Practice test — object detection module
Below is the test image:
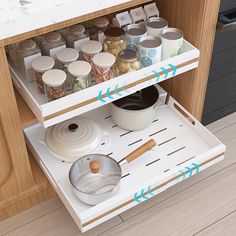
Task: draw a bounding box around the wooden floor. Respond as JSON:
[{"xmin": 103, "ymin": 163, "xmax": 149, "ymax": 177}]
[{"xmin": 1, "ymin": 113, "xmax": 236, "ymax": 236}]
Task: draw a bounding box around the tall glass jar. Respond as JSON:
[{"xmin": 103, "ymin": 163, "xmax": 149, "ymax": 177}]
[
  {"xmin": 103, "ymin": 27, "xmax": 127, "ymax": 57},
  {"xmin": 7, "ymin": 42, "xmax": 20, "ymax": 67},
  {"xmin": 32, "ymin": 56, "xmax": 55, "ymax": 93},
  {"xmin": 41, "ymin": 32, "xmax": 66, "ymax": 59},
  {"xmin": 55, "ymin": 48, "xmax": 79, "ymax": 92},
  {"xmin": 17, "ymin": 39, "xmax": 41, "ymax": 82},
  {"xmin": 92, "ymin": 52, "xmax": 116, "ymax": 84},
  {"xmin": 42, "ymin": 69, "xmax": 67, "ymax": 102},
  {"xmin": 68, "ymin": 61, "xmax": 92, "ymax": 93},
  {"xmin": 64, "ymin": 24, "xmax": 88, "ymax": 50},
  {"xmin": 90, "ymin": 17, "xmax": 110, "ymax": 43},
  {"xmin": 116, "ymin": 49, "xmax": 140, "ymax": 75}
]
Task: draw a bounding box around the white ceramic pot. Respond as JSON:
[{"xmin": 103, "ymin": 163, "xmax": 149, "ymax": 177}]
[{"xmin": 111, "ymin": 86, "xmax": 159, "ymax": 131}]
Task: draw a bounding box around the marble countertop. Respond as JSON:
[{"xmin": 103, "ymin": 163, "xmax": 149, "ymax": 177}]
[{"xmin": 0, "ymin": 0, "xmax": 130, "ymax": 41}]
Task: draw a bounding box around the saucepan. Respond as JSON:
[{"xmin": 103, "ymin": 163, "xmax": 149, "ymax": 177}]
[
  {"xmin": 111, "ymin": 85, "xmax": 159, "ymax": 130},
  {"xmin": 69, "ymin": 139, "xmax": 156, "ymax": 205}
]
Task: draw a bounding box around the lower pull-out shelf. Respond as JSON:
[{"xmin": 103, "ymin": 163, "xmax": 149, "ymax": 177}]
[{"xmin": 24, "ymin": 86, "xmax": 225, "ymax": 232}]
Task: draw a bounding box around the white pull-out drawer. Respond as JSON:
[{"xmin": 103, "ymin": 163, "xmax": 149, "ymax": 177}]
[
  {"xmin": 24, "ymin": 85, "xmax": 225, "ymax": 233},
  {"xmin": 10, "ymin": 39, "xmax": 199, "ymax": 128}
]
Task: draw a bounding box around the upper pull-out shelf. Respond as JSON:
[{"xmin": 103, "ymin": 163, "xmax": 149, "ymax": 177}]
[
  {"xmin": 10, "ymin": 40, "xmax": 199, "ymax": 127},
  {"xmin": 1, "ymin": 0, "xmax": 150, "ymax": 42}
]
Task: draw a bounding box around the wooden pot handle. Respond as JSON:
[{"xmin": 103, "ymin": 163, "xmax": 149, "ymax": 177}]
[
  {"xmin": 89, "ymin": 160, "xmax": 100, "ymax": 174},
  {"xmin": 124, "ymin": 139, "xmax": 156, "ymax": 163}
]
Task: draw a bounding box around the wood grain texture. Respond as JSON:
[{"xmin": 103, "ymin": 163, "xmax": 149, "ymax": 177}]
[
  {"xmin": 0, "ymin": 0, "xmax": 151, "ymax": 46},
  {"xmin": 15, "ymin": 90, "xmax": 38, "ymax": 128},
  {"xmin": 0, "ymin": 47, "xmax": 34, "ymax": 193},
  {"xmin": 158, "ymin": 0, "xmax": 220, "ymax": 120}
]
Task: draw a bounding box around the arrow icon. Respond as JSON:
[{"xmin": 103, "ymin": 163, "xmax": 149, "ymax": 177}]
[
  {"xmin": 185, "ymin": 166, "xmax": 193, "ymax": 177},
  {"xmin": 114, "ymin": 84, "xmax": 122, "ymax": 96},
  {"xmin": 97, "ymin": 90, "xmax": 106, "ymax": 103},
  {"xmin": 147, "ymin": 185, "xmax": 155, "ymax": 196},
  {"xmin": 160, "ymin": 67, "xmax": 169, "ymax": 79},
  {"xmin": 133, "ymin": 192, "xmax": 142, "ymax": 203},
  {"xmin": 168, "ymin": 64, "xmax": 177, "ymax": 76},
  {"xmin": 179, "ymin": 170, "xmax": 187, "ymax": 180},
  {"xmin": 106, "ymin": 87, "xmax": 113, "ymax": 100},
  {"xmin": 152, "ymin": 70, "xmax": 161, "ymax": 82},
  {"xmin": 140, "ymin": 189, "xmax": 148, "ymax": 200},
  {"xmin": 192, "ymin": 163, "xmax": 200, "ymax": 173}
]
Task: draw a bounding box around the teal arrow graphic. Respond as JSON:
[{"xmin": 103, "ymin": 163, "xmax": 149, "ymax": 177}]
[
  {"xmin": 140, "ymin": 189, "xmax": 148, "ymax": 200},
  {"xmin": 106, "ymin": 87, "xmax": 113, "ymax": 99},
  {"xmin": 114, "ymin": 84, "xmax": 122, "ymax": 96},
  {"xmin": 147, "ymin": 185, "xmax": 155, "ymax": 196},
  {"xmin": 192, "ymin": 163, "xmax": 200, "ymax": 173},
  {"xmin": 161, "ymin": 67, "xmax": 169, "ymax": 79},
  {"xmin": 97, "ymin": 90, "xmax": 106, "ymax": 103},
  {"xmin": 179, "ymin": 170, "xmax": 186, "ymax": 179},
  {"xmin": 152, "ymin": 70, "xmax": 161, "ymax": 82},
  {"xmin": 185, "ymin": 166, "xmax": 193, "ymax": 177},
  {"xmin": 134, "ymin": 192, "xmax": 142, "ymax": 203},
  {"xmin": 168, "ymin": 64, "xmax": 177, "ymax": 76}
]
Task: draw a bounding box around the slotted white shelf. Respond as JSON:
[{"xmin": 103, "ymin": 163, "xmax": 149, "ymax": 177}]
[
  {"xmin": 10, "ymin": 39, "xmax": 199, "ymax": 128},
  {"xmin": 24, "ymin": 85, "xmax": 225, "ymax": 232}
]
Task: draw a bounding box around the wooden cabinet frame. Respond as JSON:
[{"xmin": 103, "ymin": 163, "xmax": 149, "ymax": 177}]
[{"xmin": 0, "ymin": 0, "xmax": 220, "ymax": 220}]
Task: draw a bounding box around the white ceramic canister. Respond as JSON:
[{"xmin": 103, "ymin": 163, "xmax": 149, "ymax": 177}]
[
  {"xmin": 139, "ymin": 35, "xmax": 162, "ymax": 67},
  {"xmin": 161, "ymin": 28, "xmax": 184, "ymax": 60},
  {"xmin": 146, "ymin": 17, "xmax": 168, "ymax": 37},
  {"xmin": 92, "ymin": 52, "xmax": 116, "ymax": 84},
  {"xmin": 125, "ymin": 24, "xmax": 147, "ymax": 52}
]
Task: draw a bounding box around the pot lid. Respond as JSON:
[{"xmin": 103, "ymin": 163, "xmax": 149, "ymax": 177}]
[
  {"xmin": 92, "ymin": 52, "xmax": 116, "ymax": 68},
  {"xmin": 56, "ymin": 48, "xmax": 79, "ymax": 64},
  {"xmin": 45, "ymin": 117, "xmax": 104, "ymax": 161},
  {"xmin": 80, "ymin": 40, "xmax": 102, "ymax": 54},
  {"xmin": 32, "ymin": 56, "xmax": 55, "ymax": 73},
  {"xmin": 42, "ymin": 69, "xmax": 66, "ymax": 87},
  {"xmin": 68, "ymin": 61, "xmax": 91, "ymax": 77}
]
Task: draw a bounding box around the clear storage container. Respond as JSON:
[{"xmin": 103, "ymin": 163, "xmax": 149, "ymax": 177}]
[
  {"xmin": 41, "ymin": 32, "xmax": 66, "ymax": 59},
  {"xmin": 7, "ymin": 42, "xmax": 20, "ymax": 67},
  {"xmin": 64, "ymin": 24, "xmax": 88, "ymax": 50},
  {"xmin": 68, "ymin": 61, "xmax": 92, "ymax": 93},
  {"xmin": 32, "ymin": 56, "xmax": 55, "ymax": 93},
  {"xmin": 42, "ymin": 69, "xmax": 67, "ymax": 101},
  {"xmin": 103, "ymin": 27, "xmax": 126, "ymax": 57},
  {"xmin": 92, "ymin": 52, "xmax": 116, "ymax": 84},
  {"xmin": 90, "ymin": 17, "xmax": 110, "ymax": 43},
  {"xmin": 116, "ymin": 49, "xmax": 140, "ymax": 75},
  {"xmin": 17, "ymin": 39, "xmax": 41, "ymax": 82}
]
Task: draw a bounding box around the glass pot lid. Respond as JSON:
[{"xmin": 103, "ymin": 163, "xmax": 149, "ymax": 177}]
[{"xmin": 45, "ymin": 117, "xmax": 104, "ymax": 161}]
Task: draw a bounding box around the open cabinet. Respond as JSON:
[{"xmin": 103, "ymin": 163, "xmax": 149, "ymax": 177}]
[{"xmin": 0, "ymin": 0, "xmax": 223, "ymax": 231}]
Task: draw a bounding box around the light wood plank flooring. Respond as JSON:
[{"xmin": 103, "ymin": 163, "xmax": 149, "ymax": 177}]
[{"xmin": 1, "ymin": 113, "xmax": 236, "ymax": 236}]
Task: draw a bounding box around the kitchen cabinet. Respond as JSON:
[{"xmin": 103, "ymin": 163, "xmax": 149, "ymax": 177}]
[{"xmin": 0, "ymin": 0, "xmax": 221, "ymax": 227}]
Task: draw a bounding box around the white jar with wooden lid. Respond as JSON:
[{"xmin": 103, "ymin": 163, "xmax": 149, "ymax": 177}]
[
  {"xmin": 17, "ymin": 39, "xmax": 41, "ymax": 82},
  {"xmin": 42, "ymin": 69, "xmax": 67, "ymax": 102},
  {"xmin": 41, "ymin": 32, "xmax": 66, "ymax": 59},
  {"xmin": 68, "ymin": 61, "xmax": 92, "ymax": 93},
  {"xmin": 32, "ymin": 56, "xmax": 55, "ymax": 93}
]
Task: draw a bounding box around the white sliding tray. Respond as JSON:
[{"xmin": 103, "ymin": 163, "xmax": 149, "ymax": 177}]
[
  {"xmin": 10, "ymin": 39, "xmax": 199, "ymax": 128},
  {"xmin": 24, "ymin": 85, "xmax": 225, "ymax": 232}
]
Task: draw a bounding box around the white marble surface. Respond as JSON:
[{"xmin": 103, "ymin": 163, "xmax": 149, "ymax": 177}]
[{"xmin": 0, "ymin": 0, "xmax": 131, "ymax": 40}]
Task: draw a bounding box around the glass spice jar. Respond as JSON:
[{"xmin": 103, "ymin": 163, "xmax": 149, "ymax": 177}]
[
  {"xmin": 68, "ymin": 61, "xmax": 92, "ymax": 93},
  {"xmin": 103, "ymin": 27, "xmax": 127, "ymax": 57},
  {"xmin": 41, "ymin": 32, "xmax": 66, "ymax": 59},
  {"xmin": 116, "ymin": 49, "xmax": 140, "ymax": 75},
  {"xmin": 32, "ymin": 56, "xmax": 55, "ymax": 93},
  {"xmin": 64, "ymin": 24, "xmax": 88, "ymax": 50},
  {"xmin": 92, "ymin": 52, "xmax": 116, "ymax": 84},
  {"xmin": 90, "ymin": 17, "xmax": 110, "ymax": 43},
  {"xmin": 55, "ymin": 48, "xmax": 79, "ymax": 92},
  {"xmin": 17, "ymin": 39, "xmax": 41, "ymax": 82},
  {"xmin": 7, "ymin": 42, "xmax": 20, "ymax": 67},
  {"xmin": 42, "ymin": 69, "xmax": 67, "ymax": 102}
]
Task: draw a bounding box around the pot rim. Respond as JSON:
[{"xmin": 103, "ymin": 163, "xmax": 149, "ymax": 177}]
[{"xmin": 69, "ymin": 154, "xmax": 122, "ymax": 195}]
